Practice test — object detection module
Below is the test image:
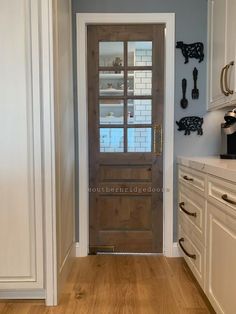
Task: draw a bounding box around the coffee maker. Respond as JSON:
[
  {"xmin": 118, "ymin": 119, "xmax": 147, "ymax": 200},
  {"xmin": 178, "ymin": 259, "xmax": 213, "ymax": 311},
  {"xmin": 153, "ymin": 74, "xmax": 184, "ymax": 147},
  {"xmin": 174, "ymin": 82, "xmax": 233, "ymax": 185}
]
[{"xmin": 221, "ymin": 108, "xmax": 236, "ymax": 159}]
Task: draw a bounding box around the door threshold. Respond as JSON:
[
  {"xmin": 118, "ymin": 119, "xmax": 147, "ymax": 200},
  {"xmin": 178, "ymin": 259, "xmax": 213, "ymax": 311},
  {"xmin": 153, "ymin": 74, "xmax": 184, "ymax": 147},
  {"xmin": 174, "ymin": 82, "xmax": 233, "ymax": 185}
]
[{"xmin": 97, "ymin": 252, "xmax": 163, "ymax": 256}]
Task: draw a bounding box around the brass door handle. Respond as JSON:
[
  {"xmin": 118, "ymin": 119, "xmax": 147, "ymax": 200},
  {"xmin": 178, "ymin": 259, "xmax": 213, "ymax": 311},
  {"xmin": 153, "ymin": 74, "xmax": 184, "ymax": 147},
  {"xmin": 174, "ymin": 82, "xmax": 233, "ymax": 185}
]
[
  {"xmin": 178, "ymin": 238, "xmax": 196, "ymax": 260},
  {"xmin": 179, "ymin": 202, "xmax": 197, "ymax": 217},
  {"xmin": 183, "ymin": 175, "xmax": 194, "ymax": 182},
  {"xmin": 153, "ymin": 124, "xmax": 163, "ymax": 156},
  {"xmin": 222, "ymin": 194, "xmax": 236, "ymax": 205},
  {"xmin": 220, "ymin": 65, "xmax": 229, "ymax": 96},
  {"xmin": 225, "ymin": 61, "xmax": 234, "ymax": 95}
]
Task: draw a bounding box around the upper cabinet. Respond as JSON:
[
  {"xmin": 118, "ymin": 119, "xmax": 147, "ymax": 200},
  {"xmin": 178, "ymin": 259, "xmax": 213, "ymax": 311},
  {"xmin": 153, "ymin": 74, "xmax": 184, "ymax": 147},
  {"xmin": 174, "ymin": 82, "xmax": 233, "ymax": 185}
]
[{"xmin": 208, "ymin": 0, "xmax": 236, "ymax": 110}]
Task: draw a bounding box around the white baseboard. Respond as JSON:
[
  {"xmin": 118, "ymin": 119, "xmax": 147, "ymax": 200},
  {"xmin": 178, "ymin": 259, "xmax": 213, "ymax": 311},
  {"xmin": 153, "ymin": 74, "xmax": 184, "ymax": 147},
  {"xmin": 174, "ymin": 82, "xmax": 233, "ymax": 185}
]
[
  {"xmin": 172, "ymin": 242, "xmax": 181, "ymax": 257},
  {"xmin": 0, "ymin": 289, "xmax": 46, "ymax": 300},
  {"xmin": 75, "ymin": 242, "xmax": 88, "ymax": 257}
]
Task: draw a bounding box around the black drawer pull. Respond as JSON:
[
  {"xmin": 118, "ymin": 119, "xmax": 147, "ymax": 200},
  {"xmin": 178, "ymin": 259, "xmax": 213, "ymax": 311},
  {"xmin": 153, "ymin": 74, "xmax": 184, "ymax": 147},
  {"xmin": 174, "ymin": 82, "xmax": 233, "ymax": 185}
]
[
  {"xmin": 183, "ymin": 175, "xmax": 194, "ymax": 182},
  {"xmin": 179, "ymin": 202, "xmax": 197, "ymax": 217},
  {"xmin": 222, "ymin": 194, "xmax": 236, "ymax": 205},
  {"xmin": 178, "ymin": 238, "xmax": 196, "ymax": 260}
]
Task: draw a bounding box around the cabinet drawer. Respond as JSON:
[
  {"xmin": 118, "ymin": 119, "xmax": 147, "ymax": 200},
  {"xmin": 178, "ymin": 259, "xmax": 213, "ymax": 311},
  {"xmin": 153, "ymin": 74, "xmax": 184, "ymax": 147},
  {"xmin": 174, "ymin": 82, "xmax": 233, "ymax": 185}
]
[
  {"xmin": 179, "ymin": 166, "xmax": 205, "ymax": 194},
  {"xmin": 178, "ymin": 224, "xmax": 205, "ymax": 290},
  {"xmin": 208, "ymin": 175, "xmax": 236, "ymax": 213},
  {"xmin": 179, "ymin": 184, "xmax": 206, "ymax": 244}
]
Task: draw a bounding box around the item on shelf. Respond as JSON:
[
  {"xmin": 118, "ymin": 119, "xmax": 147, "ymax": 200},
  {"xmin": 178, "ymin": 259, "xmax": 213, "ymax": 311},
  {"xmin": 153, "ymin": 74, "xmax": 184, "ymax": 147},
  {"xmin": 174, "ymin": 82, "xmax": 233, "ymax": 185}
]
[
  {"xmin": 117, "ymin": 82, "xmax": 124, "ymax": 89},
  {"xmin": 192, "ymin": 67, "xmax": 199, "ymax": 99},
  {"xmin": 180, "ymin": 78, "xmax": 188, "ymax": 109},
  {"xmin": 107, "ymin": 83, "xmax": 113, "ymax": 89},
  {"xmin": 107, "ymin": 112, "xmax": 114, "ymax": 117},
  {"xmin": 112, "ymin": 57, "xmax": 122, "ymax": 73},
  {"xmin": 176, "ymin": 41, "xmax": 204, "ymax": 64},
  {"xmin": 176, "ymin": 116, "xmax": 204, "ymax": 135}
]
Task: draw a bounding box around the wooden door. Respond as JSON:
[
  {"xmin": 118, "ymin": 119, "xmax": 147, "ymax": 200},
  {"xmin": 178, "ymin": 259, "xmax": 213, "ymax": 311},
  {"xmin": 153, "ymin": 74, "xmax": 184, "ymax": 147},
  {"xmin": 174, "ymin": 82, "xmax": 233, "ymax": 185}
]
[{"xmin": 88, "ymin": 25, "xmax": 164, "ymax": 253}]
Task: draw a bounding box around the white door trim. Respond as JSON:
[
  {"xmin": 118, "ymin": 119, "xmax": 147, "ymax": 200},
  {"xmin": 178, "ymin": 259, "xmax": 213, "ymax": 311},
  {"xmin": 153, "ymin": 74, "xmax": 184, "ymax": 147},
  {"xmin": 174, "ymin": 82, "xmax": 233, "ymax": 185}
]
[
  {"xmin": 41, "ymin": 0, "xmax": 57, "ymax": 306},
  {"xmin": 76, "ymin": 13, "xmax": 175, "ymax": 257}
]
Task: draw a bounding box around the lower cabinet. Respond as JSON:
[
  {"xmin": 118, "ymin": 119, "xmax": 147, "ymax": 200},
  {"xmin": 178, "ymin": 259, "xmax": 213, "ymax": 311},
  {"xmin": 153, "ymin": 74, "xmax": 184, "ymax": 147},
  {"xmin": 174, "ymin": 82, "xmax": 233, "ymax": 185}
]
[
  {"xmin": 178, "ymin": 164, "xmax": 236, "ymax": 314},
  {"xmin": 206, "ymin": 202, "xmax": 236, "ymax": 314}
]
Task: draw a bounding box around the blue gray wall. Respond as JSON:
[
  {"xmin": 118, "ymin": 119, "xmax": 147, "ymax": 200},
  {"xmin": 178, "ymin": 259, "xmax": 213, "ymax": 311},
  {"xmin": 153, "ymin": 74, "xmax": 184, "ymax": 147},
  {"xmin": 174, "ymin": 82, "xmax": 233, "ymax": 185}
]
[{"xmin": 72, "ymin": 0, "xmax": 224, "ymax": 241}]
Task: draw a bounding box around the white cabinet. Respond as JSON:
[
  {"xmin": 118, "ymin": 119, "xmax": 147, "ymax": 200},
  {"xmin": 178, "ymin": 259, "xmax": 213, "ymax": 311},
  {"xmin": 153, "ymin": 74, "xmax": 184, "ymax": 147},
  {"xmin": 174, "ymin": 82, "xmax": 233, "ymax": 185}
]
[
  {"xmin": 0, "ymin": 0, "xmax": 44, "ymax": 292},
  {"xmin": 208, "ymin": 0, "xmax": 236, "ymax": 110},
  {"xmin": 206, "ymin": 202, "xmax": 236, "ymax": 314},
  {"xmin": 178, "ymin": 166, "xmax": 207, "ymax": 290},
  {"xmin": 178, "ymin": 160, "xmax": 236, "ymax": 313}
]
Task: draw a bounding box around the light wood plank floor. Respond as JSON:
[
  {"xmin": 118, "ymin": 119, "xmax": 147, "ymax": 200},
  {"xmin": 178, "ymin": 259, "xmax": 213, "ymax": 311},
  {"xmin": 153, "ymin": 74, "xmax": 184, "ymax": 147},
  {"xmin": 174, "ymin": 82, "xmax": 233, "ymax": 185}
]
[{"xmin": 0, "ymin": 256, "xmax": 215, "ymax": 314}]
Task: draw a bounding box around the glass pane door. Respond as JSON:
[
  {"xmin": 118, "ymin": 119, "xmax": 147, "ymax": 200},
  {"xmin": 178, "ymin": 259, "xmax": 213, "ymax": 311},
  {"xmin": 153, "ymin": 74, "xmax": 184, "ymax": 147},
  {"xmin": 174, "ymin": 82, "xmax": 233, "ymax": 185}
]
[{"xmin": 98, "ymin": 41, "xmax": 153, "ymax": 153}]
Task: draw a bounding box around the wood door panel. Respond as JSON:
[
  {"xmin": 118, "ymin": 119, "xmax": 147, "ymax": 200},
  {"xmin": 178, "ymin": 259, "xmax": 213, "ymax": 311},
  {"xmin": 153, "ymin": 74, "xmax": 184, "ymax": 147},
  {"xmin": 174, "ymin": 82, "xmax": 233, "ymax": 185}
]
[
  {"xmin": 100, "ymin": 165, "xmax": 152, "ymax": 181},
  {"xmin": 98, "ymin": 196, "xmax": 152, "ymax": 230},
  {"xmin": 99, "ymin": 231, "xmax": 154, "ymax": 253},
  {"xmin": 88, "ymin": 24, "xmax": 164, "ymax": 253},
  {"xmin": 98, "ymin": 182, "xmax": 152, "ymax": 195}
]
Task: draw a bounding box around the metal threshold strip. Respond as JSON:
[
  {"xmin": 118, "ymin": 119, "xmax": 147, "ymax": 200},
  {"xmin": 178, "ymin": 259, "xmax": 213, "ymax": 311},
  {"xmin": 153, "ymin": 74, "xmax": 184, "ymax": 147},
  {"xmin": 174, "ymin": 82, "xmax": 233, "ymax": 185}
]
[
  {"xmin": 89, "ymin": 246, "xmax": 163, "ymax": 256},
  {"xmin": 97, "ymin": 252, "xmax": 163, "ymax": 256}
]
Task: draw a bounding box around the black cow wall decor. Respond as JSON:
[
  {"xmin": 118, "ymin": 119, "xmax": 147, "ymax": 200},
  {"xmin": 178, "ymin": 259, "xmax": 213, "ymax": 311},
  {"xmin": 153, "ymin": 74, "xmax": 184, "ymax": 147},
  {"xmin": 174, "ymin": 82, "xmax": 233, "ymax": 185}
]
[
  {"xmin": 176, "ymin": 116, "xmax": 204, "ymax": 135},
  {"xmin": 176, "ymin": 41, "xmax": 204, "ymax": 64}
]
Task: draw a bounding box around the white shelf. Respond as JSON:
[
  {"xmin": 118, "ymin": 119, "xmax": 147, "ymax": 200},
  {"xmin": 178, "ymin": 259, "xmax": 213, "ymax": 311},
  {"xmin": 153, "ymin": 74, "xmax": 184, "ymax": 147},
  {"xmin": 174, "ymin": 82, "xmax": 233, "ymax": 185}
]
[
  {"xmin": 100, "ymin": 103, "xmax": 134, "ymax": 107},
  {"xmin": 100, "ymin": 117, "xmax": 135, "ymax": 124},
  {"xmin": 100, "ymin": 89, "xmax": 134, "ymax": 95},
  {"xmin": 99, "ymin": 73, "xmax": 134, "ymax": 79}
]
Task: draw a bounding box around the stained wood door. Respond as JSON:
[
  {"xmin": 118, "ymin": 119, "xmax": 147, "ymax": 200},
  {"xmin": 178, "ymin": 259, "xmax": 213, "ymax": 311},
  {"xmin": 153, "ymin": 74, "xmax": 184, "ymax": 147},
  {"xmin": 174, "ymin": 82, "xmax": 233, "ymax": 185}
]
[{"xmin": 88, "ymin": 25, "xmax": 164, "ymax": 253}]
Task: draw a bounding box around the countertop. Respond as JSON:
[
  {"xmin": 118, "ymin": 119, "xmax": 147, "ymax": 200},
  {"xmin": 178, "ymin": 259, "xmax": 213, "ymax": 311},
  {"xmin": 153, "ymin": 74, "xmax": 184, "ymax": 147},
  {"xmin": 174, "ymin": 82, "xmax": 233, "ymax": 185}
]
[{"xmin": 177, "ymin": 156, "xmax": 236, "ymax": 182}]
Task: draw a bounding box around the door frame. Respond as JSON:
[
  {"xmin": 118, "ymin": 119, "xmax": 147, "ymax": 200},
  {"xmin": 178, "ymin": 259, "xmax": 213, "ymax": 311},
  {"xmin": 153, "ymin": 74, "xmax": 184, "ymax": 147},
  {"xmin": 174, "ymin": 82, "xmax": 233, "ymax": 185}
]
[{"xmin": 76, "ymin": 13, "xmax": 175, "ymax": 257}]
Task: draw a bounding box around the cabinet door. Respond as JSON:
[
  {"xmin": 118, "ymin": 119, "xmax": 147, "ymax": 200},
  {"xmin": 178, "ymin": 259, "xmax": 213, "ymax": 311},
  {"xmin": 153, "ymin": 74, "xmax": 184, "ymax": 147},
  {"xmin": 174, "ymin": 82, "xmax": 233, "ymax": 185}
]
[
  {"xmin": 0, "ymin": 0, "xmax": 44, "ymax": 290},
  {"xmin": 208, "ymin": 0, "xmax": 230, "ymax": 109},
  {"xmin": 206, "ymin": 203, "xmax": 236, "ymax": 314},
  {"xmin": 226, "ymin": 0, "xmax": 236, "ymax": 104}
]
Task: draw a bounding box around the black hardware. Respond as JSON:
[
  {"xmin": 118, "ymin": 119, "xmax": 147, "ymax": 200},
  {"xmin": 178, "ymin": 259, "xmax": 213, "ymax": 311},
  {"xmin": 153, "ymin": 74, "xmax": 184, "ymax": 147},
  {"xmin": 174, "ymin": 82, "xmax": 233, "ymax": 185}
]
[
  {"xmin": 192, "ymin": 68, "xmax": 199, "ymax": 99},
  {"xmin": 221, "ymin": 194, "xmax": 236, "ymax": 205},
  {"xmin": 180, "ymin": 79, "xmax": 188, "ymax": 109},
  {"xmin": 178, "ymin": 238, "xmax": 196, "ymax": 259},
  {"xmin": 183, "ymin": 175, "xmax": 194, "ymax": 182},
  {"xmin": 176, "ymin": 41, "xmax": 204, "ymax": 64},
  {"xmin": 176, "ymin": 116, "xmax": 204, "ymax": 135},
  {"xmin": 179, "ymin": 202, "xmax": 197, "ymax": 217}
]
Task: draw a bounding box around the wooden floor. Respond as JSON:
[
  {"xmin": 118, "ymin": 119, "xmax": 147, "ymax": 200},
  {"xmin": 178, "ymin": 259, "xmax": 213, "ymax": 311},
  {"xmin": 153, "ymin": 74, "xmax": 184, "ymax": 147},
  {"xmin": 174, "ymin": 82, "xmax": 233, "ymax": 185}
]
[{"xmin": 0, "ymin": 256, "xmax": 215, "ymax": 314}]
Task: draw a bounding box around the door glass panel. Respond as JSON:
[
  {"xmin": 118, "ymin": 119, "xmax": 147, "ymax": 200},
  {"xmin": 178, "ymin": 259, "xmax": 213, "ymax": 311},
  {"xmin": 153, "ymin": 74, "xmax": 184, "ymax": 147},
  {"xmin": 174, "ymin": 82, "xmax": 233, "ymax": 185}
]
[
  {"xmin": 100, "ymin": 128, "xmax": 124, "ymax": 152},
  {"xmin": 127, "ymin": 128, "xmax": 152, "ymax": 152},
  {"xmin": 99, "ymin": 71, "xmax": 124, "ymax": 96},
  {"xmin": 128, "ymin": 99, "xmax": 152, "ymax": 124},
  {"xmin": 127, "ymin": 71, "xmax": 152, "ymax": 96},
  {"xmin": 99, "ymin": 100, "xmax": 124, "ymax": 124},
  {"xmin": 99, "ymin": 42, "xmax": 124, "ymax": 67},
  {"xmin": 128, "ymin": 41, "xmax": 152, "ymax": 66}
]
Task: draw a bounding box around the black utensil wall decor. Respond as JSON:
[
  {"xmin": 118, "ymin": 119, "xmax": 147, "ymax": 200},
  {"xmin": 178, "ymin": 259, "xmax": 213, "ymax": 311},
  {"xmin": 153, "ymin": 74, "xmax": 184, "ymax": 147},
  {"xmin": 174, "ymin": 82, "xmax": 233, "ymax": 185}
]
[
  {"xmin": 176, "ymin": 41, "xmax": 204, "ymax": 64},
  {"xmin": 180, "ymin": 79, "xmax": 188, "ymax": 109},
  {"xmin": 176, "ymin": 116, "xmax": 204, "ymax": 135},
  {"xmin": 192, "ymin": 67, "xmax": 199, "ymax": 99}
]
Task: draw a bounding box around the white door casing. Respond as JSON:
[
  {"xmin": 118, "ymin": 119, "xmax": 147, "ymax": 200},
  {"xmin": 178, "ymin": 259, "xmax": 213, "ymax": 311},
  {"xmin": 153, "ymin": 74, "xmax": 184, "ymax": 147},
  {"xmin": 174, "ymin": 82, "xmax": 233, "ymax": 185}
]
[{"xmin": 76, "ymin": 13, "xmax": 175, "ymax": 257}]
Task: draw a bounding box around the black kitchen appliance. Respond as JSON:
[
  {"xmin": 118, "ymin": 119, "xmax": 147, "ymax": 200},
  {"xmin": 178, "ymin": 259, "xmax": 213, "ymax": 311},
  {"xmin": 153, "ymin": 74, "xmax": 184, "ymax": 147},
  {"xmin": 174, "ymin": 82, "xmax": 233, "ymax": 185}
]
[{"xmin": 220, "ymin": 108, "xmax": 236, "ymax": 159}]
